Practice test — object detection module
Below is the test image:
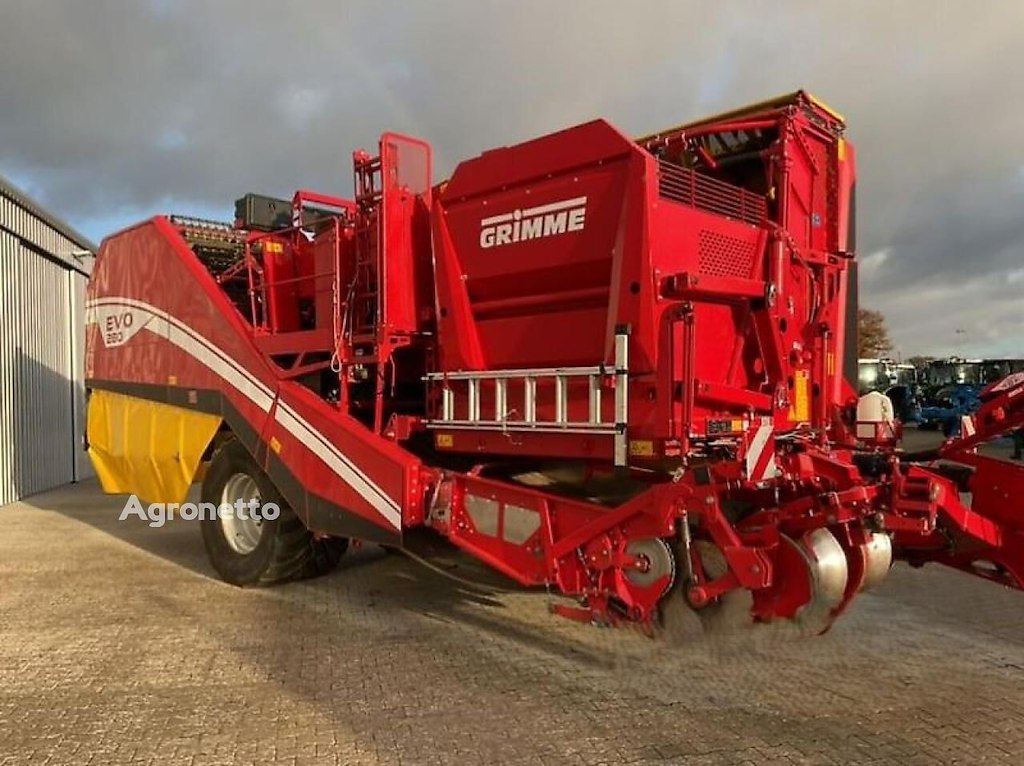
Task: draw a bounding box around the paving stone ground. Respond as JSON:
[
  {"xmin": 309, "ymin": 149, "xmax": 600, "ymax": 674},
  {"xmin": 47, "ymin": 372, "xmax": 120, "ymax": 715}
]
[{"xmin": 2, "ymin": 461, "xmax": 1024, "ymax": 765}]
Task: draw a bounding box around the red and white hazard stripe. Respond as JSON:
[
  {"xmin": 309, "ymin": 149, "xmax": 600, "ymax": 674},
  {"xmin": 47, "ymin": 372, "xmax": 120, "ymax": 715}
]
[{"xmin": 745, "ymin": 417, "xmax": 778, "ymax": 483}]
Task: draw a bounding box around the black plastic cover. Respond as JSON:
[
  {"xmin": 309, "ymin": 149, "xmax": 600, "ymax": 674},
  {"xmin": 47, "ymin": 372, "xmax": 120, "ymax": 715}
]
[{"xmin": 234, "ymin": 193, "xmax": 293, "ymax": 231}]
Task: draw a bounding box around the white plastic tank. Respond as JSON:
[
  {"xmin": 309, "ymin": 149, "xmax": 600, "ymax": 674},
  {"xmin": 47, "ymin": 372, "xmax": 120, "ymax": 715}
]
[{"xmin": 856, "ymin": 391, "xmax": 896, "ymax": 440}]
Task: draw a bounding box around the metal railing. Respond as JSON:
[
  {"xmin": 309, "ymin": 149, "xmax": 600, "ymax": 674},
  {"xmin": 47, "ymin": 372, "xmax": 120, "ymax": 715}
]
[{"xmin": 658, "ymin": 161, "xmax": 767, "ymax": 226}]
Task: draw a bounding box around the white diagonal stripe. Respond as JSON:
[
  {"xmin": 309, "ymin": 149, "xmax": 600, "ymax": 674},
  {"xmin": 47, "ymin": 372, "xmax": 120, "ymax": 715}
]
[
  {"xmin": 521, "ymin": 196, "xmax": 587, "ymax": 217},
  {"xmin": 745, "ymin": 418, "xmax": 773, "ymax": 479},
  {"xmin": 85, "ymin": 296, "xmax": 402, "ymax": 526},
  {"xmin": 480, "ymin": 212, "xmax": 515, "ymax": 226},
  {"xmin": 275, "ymin": 403, "xmax": 402, "ymax": 527}
]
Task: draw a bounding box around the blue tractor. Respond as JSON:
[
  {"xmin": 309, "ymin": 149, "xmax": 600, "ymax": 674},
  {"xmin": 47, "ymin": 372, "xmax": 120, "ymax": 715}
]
[{"xmin": 917, "ymin": 358, "xmax": 1019, "ymax": 435}]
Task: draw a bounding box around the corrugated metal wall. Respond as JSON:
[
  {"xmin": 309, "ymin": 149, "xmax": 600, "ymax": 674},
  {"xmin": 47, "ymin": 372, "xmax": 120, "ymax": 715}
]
[
  {"xmin": 0, "ymin": 189, "xmax": 92, "ymax": 506},
  {"xmin": 70, "ymin": 271, "xmax": 92, "ymax": 484},
  {"xmin": 0, "ymin": 190, "xmax": 91, "ymax": 268},
  {"xmin": 0, "ymin": 230, "xmax": 19, "ymax": 505}
]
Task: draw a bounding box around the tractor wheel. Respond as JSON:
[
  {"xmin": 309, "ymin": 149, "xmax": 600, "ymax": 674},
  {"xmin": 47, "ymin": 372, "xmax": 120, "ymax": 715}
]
[{"xmin": 200, "ymin": 438, "xmax": 347, "ymax": 586}]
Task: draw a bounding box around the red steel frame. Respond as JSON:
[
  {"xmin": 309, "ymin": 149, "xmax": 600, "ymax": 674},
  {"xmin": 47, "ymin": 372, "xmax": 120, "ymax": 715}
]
[{"xmin": 85, "ymin": 92, "xmax": 1024, "ymax": 633}]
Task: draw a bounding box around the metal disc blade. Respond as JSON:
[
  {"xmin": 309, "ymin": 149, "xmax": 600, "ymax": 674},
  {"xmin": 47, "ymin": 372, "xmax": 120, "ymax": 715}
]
[
  {"xmin": 683, "ymin": 532, "xmax": 849, "ymax": 639},
  {"xmin": 775, "ymin": 529, "xmax": 849, "ymax": 636},
  {"xmin": 859, "ymin": 533, "xmax": 893, "ymax": 592}
]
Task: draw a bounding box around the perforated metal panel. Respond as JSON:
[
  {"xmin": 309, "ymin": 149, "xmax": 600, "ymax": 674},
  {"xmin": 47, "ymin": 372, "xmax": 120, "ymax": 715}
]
[{"xmin": 697, "ymin": 229, "xmax": 757, "ymax": 279}]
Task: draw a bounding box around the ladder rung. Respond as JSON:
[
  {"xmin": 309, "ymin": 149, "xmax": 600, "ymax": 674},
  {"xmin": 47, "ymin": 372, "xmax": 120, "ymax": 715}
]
[
  {"xmin": 588, "ymin": 374, "xmax": 602, "ymax": 424},
  {"xmin": 494, "ymin": 378, "xmax": 507, "ymax": 422},
  {"xmin": 524, "ymin": 377, "xmax": 536, "ymax": 423},
  {"xmin": 442, "ymin": 387, "xmax": 455, "ymax": 421},
  {"xmin": 468, "ymin": 379, "xmax": 481, "ymax": 421},
  {"xmin": 555, "ymin": 376, "xmax": 567, "ymax": 424}
]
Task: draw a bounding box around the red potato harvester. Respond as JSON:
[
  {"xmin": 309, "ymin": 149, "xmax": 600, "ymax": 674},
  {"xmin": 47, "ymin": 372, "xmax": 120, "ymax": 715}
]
[{"xmin": 84, "ymin": 91, "xmax": 1024, "ymax": 637}]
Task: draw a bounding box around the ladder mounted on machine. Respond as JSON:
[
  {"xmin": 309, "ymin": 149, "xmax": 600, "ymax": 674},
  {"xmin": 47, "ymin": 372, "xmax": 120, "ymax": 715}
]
[{"xmin": 425, "ymin": 329, "xmax": 632, "ymax": 465}]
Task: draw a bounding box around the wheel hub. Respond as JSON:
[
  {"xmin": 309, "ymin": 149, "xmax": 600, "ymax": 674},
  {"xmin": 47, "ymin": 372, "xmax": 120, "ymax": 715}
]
[
  {"xmin": 220, "ymin": 472, "xmax": 264, "ymax": 555},
  {"xmin": 624, "ymin": 538, "xmax": 676, "ymax": 589}
]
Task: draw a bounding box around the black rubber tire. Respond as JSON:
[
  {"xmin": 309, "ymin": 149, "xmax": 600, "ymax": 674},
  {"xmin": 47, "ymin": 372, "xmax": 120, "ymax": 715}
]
[{"xmin": 200, "ymin": 438, "xmax": 348, "ymax": 586}]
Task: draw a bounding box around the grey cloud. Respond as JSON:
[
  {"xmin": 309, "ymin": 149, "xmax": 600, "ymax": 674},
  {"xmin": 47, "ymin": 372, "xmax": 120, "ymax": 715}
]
[{"xmin": 1, "ymin": 1, "xmax": 1023, "ymax": 356}]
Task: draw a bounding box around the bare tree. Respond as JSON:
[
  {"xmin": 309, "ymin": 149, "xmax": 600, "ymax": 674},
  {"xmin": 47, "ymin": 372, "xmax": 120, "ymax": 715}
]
[{"xmin": 858, "ymin": 308, "xmax": 893, "ymax": 358}]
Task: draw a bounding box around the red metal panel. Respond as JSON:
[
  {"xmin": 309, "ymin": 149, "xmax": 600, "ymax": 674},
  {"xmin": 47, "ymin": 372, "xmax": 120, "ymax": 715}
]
[
  {"xmin": 86, "ymin": 218, "xmax": 419, "ymax": 537},
  {"xmin": 379, "ymin": 133, "xmax": 434, "ymax": 337},
  {"xmin": 435, "ymin": 140, "xmax": 634, "ymax": 371}
]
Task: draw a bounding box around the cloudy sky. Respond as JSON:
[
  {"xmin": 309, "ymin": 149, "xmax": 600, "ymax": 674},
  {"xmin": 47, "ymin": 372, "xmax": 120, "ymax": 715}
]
[{"xmin": 2, "ymin": 1, "xmax": 1022, "ymax": 358}]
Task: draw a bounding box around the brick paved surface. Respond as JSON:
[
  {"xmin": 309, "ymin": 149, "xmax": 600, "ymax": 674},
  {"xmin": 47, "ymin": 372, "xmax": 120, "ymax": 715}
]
[{"xmin": 2, "ymin": 476, "xmax": 1024, "ymax": 765}]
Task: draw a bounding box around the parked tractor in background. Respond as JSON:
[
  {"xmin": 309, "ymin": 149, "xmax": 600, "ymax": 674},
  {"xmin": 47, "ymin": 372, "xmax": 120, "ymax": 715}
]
[
  {"xmin": 917, "ymin": 358, "xmax": 1005, "ymax": 435},
  {"xmin": 858, "ymin": 358, "xmax": 920, "ymax": 423}
]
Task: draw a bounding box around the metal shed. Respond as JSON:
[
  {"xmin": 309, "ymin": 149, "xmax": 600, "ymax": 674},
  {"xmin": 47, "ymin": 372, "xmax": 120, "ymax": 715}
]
[{"xmin": 0, "ymin": 175, "xmax": 95, "ymax": 505}]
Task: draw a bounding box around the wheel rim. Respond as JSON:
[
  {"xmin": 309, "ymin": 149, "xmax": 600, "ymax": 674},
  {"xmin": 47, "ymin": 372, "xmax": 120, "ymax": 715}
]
[{"xmin": 220, "ymin": 472, "xmax": 264, "ymax": 555}]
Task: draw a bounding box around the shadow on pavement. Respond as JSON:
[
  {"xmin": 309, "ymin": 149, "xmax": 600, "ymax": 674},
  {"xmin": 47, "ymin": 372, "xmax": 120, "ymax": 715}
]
[
  {"xmin": 21, "ymin": 479, "xmax": 616, "ymax": 667},
  {"xmin": 21, "ymin": 479, "xmax": 217, "ymax": 580}
]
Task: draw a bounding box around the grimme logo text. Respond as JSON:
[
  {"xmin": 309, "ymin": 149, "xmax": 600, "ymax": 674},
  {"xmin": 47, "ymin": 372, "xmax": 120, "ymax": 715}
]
[
  {"xmin": 119, "ymin": 494, "xmax": 280, "ymax": 528},
  {"xmin": 479, "ymin": 196, "xmax": 586, "ymax": 248}
]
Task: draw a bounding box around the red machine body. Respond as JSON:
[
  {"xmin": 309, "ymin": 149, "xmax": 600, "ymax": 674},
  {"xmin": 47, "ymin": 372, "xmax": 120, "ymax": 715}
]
[
  {"xmin": 428, "ymin": 106, "xmax": 854, "ymax": 468},
  {"xmin": 85, "ymin": 92, "xmax": 1024, "ymax": 635}
]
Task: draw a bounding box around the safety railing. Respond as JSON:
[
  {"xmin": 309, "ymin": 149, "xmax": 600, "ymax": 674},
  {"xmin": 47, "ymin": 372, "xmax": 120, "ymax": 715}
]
[{"xmin": 658, "ymin": 161, "xmax": 767, "ymax": 226}]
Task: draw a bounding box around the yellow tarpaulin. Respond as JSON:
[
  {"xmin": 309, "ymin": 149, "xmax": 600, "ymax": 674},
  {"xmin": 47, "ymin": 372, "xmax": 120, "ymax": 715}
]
[{"xmin": 87, "ymin": 389, "xmax": 222, "ymax": 504}]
